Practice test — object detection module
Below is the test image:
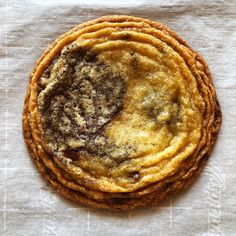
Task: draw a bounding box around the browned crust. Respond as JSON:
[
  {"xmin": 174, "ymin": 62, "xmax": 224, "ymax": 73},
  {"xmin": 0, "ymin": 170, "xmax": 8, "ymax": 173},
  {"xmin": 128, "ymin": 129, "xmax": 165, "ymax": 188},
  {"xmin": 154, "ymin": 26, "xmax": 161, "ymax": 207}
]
[{"xmin": 22, "ymin": 15, "xmax": 222, "ymax": 211}]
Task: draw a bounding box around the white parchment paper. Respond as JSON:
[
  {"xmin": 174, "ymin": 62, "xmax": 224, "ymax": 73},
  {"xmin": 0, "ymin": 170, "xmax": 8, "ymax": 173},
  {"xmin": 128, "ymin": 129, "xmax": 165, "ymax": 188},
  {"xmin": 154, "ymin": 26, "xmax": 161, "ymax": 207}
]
[{"xmin": 0, "ymin": 0, "xmax": 236, "ymax": 235}]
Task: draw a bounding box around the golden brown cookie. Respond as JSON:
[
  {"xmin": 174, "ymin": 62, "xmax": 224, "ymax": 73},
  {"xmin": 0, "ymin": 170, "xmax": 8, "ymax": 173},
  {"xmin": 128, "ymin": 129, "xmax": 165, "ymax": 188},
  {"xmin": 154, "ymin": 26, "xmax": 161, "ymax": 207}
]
[{"xmin": 22, "ymin": 15, "xmax": 222, "ymax": 211}]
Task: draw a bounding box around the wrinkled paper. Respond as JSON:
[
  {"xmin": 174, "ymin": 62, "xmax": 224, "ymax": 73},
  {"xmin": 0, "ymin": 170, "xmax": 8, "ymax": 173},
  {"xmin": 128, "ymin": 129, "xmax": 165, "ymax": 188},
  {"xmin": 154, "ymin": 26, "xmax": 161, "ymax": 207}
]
[{"xmin": 0, "ymin": 0, "xmax": 236, "ymax": 235}]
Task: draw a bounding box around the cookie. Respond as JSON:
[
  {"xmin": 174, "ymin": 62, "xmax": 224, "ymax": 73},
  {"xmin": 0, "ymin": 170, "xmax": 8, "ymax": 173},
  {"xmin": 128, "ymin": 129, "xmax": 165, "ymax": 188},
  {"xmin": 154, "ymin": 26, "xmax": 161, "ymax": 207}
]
[{"xmin": 22, "ymin": 15, "xmax": 222, "ymax": 211}]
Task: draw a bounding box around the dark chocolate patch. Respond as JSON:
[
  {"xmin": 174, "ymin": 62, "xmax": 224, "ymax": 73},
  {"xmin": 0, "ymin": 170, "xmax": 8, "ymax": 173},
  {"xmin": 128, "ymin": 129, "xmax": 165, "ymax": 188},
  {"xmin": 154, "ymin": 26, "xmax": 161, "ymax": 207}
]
[
  {"xmin": 142, "ymin": 90, "xmax": 180, "ymax": 128},
  {"xmin": 120, "ymin": 33, "xmax": 132, "ymax": 40},
  {"xmin": 127, "ymin": 171, "xmax": 141, "ymax": 182},
  {"xmin": 130, "ymin": 51, "xmax": 139, "ymax": 70},
  {"xmin": 38, "ymin": 44, "xmax": 133, "ymax": 162}
]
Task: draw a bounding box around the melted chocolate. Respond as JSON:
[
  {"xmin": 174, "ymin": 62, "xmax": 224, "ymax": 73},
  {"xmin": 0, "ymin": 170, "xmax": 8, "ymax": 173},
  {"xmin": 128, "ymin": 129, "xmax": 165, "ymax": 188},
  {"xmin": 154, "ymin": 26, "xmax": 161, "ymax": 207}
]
[{"xmin": 38, "ymin": 45, "xmax": 127, "ymax": 161}]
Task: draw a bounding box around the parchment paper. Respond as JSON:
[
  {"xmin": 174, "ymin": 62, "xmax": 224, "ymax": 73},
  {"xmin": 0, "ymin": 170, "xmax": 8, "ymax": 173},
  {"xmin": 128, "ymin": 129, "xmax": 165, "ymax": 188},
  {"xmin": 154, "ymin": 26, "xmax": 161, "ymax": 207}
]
[{"xmin": 0, "ymin": 0, "xmax": 236, "ymax": 235}]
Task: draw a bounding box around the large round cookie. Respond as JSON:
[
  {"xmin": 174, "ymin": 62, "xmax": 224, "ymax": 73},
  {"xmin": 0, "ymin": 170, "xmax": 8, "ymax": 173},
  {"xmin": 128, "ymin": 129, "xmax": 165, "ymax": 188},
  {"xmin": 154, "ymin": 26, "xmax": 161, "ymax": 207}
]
[{"xmin": 22, "ymin": 15, "xmax": 222, "ymax": 211}]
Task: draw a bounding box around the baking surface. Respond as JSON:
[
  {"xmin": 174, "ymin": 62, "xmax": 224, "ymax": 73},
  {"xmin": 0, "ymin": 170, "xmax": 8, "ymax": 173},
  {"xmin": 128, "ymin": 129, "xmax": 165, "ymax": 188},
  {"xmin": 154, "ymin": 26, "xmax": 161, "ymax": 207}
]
[{"xmin": 0, "ymin": 0, "xmax": 235, "ymax": 235}]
